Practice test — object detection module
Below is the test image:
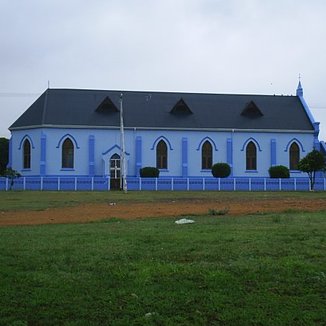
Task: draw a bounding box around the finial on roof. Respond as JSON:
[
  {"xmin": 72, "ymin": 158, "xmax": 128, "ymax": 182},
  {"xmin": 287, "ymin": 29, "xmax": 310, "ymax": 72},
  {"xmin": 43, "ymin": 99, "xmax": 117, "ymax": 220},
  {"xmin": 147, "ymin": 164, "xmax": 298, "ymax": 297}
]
[{"xmin": 296, "ymin": 74, "xmax": 303, "ymax": 97}]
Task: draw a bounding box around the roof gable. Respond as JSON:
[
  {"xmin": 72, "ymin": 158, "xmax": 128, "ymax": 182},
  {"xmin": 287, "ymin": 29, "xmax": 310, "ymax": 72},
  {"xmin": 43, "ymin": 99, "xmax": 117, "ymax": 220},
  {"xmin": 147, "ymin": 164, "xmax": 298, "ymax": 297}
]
[
  {"xmin": 170, "ymin": 98, "xmax": 192, "ymax": 115},
  {"xmin": 241, "ymin": 101, "xmax": 263, "ymax": 118},
  {"xmin": 95, "ymin": 96, "xmax": 119, "ymax": 113}
]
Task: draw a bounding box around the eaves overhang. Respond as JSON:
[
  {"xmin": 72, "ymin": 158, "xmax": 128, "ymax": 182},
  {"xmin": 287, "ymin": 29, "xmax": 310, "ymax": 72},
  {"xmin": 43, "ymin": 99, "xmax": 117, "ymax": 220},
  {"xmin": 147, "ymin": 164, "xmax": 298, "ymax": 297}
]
[{"xmin": 9, "ymin": 124, "xmax": 315, "ymax": 134}]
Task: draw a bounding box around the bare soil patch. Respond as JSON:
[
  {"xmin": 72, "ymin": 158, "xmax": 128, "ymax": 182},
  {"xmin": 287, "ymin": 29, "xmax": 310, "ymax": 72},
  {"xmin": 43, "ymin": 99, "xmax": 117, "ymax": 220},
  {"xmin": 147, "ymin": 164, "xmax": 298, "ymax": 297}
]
[{"xmin": 1, "ymin": 196, "xmax": 326, "ymax": 226}]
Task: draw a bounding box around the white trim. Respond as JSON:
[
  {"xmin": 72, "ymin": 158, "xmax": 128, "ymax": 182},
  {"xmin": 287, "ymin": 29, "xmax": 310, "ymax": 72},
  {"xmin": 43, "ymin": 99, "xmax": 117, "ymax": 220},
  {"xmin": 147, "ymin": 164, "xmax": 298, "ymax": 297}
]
[{"xmin": 10, "ymin": 125, "xmax": 315, "ymax": 134}]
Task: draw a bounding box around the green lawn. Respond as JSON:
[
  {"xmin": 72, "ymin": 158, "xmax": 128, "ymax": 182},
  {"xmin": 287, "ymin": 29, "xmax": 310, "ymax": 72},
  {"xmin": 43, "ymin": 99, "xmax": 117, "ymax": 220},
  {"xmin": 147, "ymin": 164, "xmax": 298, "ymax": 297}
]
[
  {"xmin": 1, "ymin": 190, "xmax": 326, "ymax": 212},
  {"xmin": 0, "ymin": 210, "xmax": 325, "ymax": 325}
]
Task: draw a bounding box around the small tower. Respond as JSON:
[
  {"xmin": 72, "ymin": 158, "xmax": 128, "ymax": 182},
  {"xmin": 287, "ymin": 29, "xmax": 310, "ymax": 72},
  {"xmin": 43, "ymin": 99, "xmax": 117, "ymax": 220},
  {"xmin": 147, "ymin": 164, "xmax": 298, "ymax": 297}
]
[{"xmin": 296, "ymin": 78, "xmax": 303, "ymax": 97}]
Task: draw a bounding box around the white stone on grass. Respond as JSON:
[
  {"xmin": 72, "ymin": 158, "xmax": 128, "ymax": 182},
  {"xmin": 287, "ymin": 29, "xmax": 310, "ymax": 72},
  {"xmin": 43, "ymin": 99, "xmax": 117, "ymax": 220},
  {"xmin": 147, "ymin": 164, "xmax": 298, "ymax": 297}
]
[{"xmin": 175, "ymin": 218, "xmax": 195, "ymax": 224}]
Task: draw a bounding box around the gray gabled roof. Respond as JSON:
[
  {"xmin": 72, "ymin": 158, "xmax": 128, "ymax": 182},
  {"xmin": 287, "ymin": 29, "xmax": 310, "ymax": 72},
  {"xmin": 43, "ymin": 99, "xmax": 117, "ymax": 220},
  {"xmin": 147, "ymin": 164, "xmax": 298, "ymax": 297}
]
[{"xmin": 10, "ymin": 88, "xmax": 314, "ymax": 131}]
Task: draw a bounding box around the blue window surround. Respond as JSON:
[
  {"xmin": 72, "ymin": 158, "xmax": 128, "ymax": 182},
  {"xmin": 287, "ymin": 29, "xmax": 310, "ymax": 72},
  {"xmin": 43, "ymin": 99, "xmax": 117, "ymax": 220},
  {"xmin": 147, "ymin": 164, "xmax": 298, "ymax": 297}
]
[
  {"xmin": 196, "ymin": 137, "xmax": 218, "ymax": 151},
  {"xmin": 151, "ymin": 136, "xmax": 173, "ymax": 151},
  {"xmin": 241, "ymin": 137, "xmax": 262, "ymax": 152},
  {"xmin": 56, "ymin": 134, "xmax": 80, "ymax": 149},
  {"xmin": 284, "ymin": 138, "xmax": 305, "ymax": 153},
  {"xmin": 18, "ymin": 135, "xmax": 35, "ymax": 150}
]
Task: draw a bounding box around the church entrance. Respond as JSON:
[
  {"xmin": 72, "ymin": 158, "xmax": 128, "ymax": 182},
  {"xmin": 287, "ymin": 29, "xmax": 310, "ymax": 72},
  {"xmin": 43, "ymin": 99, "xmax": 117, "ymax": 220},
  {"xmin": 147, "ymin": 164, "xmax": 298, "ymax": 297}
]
[{"xmin": 110, "ymin": 154, "xmax": 121, "ymax": 190}]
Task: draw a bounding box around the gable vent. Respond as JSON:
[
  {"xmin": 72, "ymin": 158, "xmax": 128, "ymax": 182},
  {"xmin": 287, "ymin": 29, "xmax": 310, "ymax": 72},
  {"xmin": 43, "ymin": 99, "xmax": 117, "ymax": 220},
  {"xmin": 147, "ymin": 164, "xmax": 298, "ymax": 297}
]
[
  {"xmin": 96, "ymin": 96, "xmax": 119, "ymax": 113},
  {"xmin": 241, "ymin": 101, "xmax": 263, "ymax": 118},
  {"xmin": 170, "ymin": 98, "xmax": 193, "ymax": 115}
]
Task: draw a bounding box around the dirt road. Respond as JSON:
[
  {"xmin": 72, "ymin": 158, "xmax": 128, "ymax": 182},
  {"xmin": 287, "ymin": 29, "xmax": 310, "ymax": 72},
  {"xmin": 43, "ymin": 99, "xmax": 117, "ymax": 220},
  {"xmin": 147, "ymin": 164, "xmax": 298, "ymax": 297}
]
[{"xmin": 1, "ymin": 197, "xmax": 325, "ymax": 226}]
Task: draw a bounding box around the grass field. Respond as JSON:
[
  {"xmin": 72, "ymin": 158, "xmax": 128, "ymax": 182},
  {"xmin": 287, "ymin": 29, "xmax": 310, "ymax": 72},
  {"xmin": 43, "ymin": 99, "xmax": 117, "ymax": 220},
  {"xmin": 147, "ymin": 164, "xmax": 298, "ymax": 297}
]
[
  {"xmin": 1, "ymin": 190, "xmax": 326, "ymax": 211},
  {"xmin": 0, "ymin": 192, "xmax": 325, "ymax": 325}
]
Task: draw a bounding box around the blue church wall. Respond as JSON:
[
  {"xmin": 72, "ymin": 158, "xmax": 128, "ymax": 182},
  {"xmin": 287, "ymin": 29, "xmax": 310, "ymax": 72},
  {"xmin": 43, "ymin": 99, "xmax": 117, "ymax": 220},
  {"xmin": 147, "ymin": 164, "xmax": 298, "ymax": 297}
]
[
  {"xmin": 186, "ymin": 132, "xmax": 225, "ymax": 177},
  {"xmin": 273, "ymin": 133, "xmax": 312, "ymax": 177},
  {"xmin": 10, "ymin": 129, "xmax": 42, "ymax": 176},
  {"xmin": 9, "ymin": 127, "xmax": 315, "ymax": 178}
]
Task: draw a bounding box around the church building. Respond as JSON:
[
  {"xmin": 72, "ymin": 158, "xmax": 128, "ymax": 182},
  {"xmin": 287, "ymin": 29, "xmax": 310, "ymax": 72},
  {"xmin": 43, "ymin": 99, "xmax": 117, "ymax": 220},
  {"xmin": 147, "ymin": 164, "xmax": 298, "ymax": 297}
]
[{"xmin": 8, "ymin": 82, "xmax": 322, "ymax": 189}]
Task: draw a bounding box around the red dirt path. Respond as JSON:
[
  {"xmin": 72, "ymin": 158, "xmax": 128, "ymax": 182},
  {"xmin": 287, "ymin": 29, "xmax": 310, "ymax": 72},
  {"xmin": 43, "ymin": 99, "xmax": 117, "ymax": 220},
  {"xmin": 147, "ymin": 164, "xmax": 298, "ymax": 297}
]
[{"xmin": 1, "ymin": 197, "xmax": 326, "ymax": 226}]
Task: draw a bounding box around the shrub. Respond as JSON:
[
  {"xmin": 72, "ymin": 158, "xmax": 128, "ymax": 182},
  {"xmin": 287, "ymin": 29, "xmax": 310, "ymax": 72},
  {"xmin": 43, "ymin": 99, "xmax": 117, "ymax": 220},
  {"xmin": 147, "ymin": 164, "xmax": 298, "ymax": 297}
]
[
  {"xmin": 3, "ymin": 168, "xmax": 21, "ymax": 190},
  {"xmin": 268, "ymin": 165, "xmax": 290, "ymax": 178},
  {"xmin": 211, "ymin": 163, "xmax": 231, "ymax": 178},
  {"xmin": 208, "ymin": 208, "xmax": 229, "ymax": 216},
  {"xmin": 140, "ymin": 167, "xmax": 160, "ymax": 178}
]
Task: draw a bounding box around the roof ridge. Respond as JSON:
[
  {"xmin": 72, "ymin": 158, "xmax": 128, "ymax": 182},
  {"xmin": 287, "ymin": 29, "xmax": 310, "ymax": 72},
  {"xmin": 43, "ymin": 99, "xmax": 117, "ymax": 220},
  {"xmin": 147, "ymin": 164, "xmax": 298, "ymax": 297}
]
[{"xmin": 45, "ymin": 88, "xmax": 296, "ymax": 98}]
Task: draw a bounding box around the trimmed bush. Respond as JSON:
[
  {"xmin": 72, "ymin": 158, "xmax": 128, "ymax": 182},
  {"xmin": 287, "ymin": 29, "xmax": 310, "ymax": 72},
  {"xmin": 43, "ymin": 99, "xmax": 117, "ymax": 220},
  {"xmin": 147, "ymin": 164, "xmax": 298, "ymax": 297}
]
[
  {"xmin": 140, "ymin": 167, "xmax": 160, "ymax": 178},
  {"xmin": 211, "ymin": 163, "xmax": 231, "ymax": 178},
  {"xmin": 268, "ymin": 165, "xmax": 290, "ymax": 178}
]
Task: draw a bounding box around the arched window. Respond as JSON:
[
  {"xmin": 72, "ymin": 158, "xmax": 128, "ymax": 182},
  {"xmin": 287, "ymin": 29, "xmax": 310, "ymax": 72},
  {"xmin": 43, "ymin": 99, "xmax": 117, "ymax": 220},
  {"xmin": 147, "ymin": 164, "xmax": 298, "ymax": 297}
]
[
  {"xmin": 156, "ymin": 140, "xmax": 167, "ymax": 169},
  {"xmin": 202, "ymin": 141, "xmax": 212, "ymax": 169},
  {"xmin": 62, "ymin": 138, "xmax": 74, "ymax": 168},
  {"xmin": 23, "ymin": 139, "xmax": 31, "ymax": 169},
  {"xmin": 289, "ymin": 142, "xmax": 300, "ymax": 170},
  {"xmin": 246, "ymin": 141, "xmax": 257, "ymax": 170}
]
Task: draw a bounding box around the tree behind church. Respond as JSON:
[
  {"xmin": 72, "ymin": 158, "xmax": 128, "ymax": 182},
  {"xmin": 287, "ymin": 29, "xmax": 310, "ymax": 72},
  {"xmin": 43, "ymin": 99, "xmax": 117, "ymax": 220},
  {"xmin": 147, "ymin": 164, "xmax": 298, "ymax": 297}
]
[{"xmin": 0, "ymin": 138, "xmax": 9, "ymax": 175}]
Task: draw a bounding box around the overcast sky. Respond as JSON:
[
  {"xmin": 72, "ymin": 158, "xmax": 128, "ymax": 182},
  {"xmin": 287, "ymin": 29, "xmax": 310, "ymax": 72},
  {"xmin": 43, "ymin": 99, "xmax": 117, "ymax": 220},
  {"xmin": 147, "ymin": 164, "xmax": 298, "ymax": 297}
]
[{"xmin": 1, "ymin": 0, "xmax": 326, "ymax": 139}]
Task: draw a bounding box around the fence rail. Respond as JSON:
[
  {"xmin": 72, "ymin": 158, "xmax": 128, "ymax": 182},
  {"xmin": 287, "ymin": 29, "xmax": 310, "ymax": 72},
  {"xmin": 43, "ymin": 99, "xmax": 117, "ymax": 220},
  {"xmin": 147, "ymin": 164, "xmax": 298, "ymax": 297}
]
[{"xmin": 1, "ymin": 176, "xmax": 325, "ymax": 191}]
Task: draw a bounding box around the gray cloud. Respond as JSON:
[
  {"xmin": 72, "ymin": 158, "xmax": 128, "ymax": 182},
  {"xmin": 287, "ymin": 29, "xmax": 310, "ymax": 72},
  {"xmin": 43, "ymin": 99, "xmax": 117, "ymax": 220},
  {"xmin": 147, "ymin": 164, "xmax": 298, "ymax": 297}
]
[{"xmin": 1, "ymin": 0, "xmax": 326, "ymax": 138}]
